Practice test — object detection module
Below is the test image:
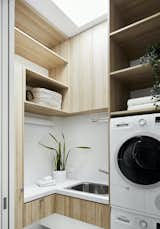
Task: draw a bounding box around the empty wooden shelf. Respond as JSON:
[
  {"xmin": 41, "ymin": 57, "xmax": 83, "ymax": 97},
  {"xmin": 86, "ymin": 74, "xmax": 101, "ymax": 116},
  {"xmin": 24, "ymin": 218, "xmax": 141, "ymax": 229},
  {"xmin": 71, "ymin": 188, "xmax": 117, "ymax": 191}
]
[
  {"xmin": 15, "ymin": 0, "xmax": 67, "ymax": 48},
  {"xmin": 110, "ymin": 0, "xmax": 160, "ymax": 32},
  {"xmin": 111, "ymin": 107, "xmax": 160, "ymax": 117},
  {"xmin": 110, "ymin": 64, "xmax": 153, "ymax": 90},
  {"xmin": 15, "ymin": 28, "xmax": 68, "ymax": 70},
  {"xmin": 110, "ymin": 12, "xmax": 160, "ymax": 59},
  {"xmin": 25, "ymin": 101, "xmax": 68, "ymax": 116},
  {"xmin": 26, "ymin": 69, "xmax": 69, "ymax": 92}
]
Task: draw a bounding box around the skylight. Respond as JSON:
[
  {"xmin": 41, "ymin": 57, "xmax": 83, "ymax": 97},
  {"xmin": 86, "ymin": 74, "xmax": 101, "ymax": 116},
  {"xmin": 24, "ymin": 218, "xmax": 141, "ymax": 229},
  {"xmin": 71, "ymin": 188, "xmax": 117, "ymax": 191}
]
[{"xmin": 51, "ymin": 0, "xmax": 107, "ymax": 27}]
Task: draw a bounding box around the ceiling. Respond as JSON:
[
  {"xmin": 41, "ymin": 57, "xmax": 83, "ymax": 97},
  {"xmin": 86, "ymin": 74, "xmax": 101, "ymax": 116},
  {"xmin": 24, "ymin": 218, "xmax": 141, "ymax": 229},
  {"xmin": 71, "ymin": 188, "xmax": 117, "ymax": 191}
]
[{"xmin": 25, "ymin": 0, "xmax": 108, "ymax": 37}]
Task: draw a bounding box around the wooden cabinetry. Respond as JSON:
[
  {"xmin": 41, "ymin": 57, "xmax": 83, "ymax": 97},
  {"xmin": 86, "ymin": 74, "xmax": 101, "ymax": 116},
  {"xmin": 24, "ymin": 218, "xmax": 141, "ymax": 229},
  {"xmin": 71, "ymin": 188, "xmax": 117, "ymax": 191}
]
[
  {"xmin": 15, "ymin": 61, "xmax": 25, "ymax": 229},
  {"xmin": 23, "ymin": 195, "xmax": 110, "ymax": 228},
  {"xmin": 110, "ymin": 0, "xmax": 160, "ymax": 116},
  {"xmin": 55, "ymin": 195, "xmax": 110, "ymax": 229},
  {"xmin": 54, "ymin": 22, "xmax": 109, "ymax": 113},
  {"xmin": 23, "ymin": 195, "xmax": 55, "ymax": 227}
]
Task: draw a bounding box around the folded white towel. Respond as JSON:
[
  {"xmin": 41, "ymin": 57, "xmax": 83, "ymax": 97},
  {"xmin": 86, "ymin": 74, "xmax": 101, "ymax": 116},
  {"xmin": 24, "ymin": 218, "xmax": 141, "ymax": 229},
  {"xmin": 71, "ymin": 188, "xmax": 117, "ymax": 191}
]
[
  {"xmin": 36, "ymin": 180, "xmax": 56, "ymax": 187},
  {"xmin": 127, "ymin": 96, "xmax": 155, "ymax": 106},
  {"xmin": 36, "ymin": 176, "xmax": 56, "ymax": 187},
  {"xmin": 127, "ymin": 102, "xmax": 160, "ymax": 111}
]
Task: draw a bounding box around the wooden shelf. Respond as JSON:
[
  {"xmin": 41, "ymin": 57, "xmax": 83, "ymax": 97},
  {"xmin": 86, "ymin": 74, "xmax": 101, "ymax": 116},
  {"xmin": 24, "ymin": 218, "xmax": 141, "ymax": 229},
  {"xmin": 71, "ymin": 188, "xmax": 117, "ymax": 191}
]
[
  {"xmin": 26, "ymin": 69, "xmax": 68, "ymax": 92},
  {"xmin": 112, "ymin": 0, "xmax": 160, "ymax": 30},
  {"xmin": 15, "ymin": 27, "xmax": 68, "ymax": 70},
  {"xmin": 110, "ymin": 12, "xmax": 160, "ymax": 58},
  {"xmin": 15, "ymin": 0, "xmax": 67, "ymax": 48},
  {"xmin": 25, "ymin": 101, "xmax": 68, "ymax": 116},
  {"xmin": 110, "ymin": 64, "xmax": 153, "ymax": 90},
  {"xmin": 111, "ymin": 107, "xmax": 160, "ymax": 117}
]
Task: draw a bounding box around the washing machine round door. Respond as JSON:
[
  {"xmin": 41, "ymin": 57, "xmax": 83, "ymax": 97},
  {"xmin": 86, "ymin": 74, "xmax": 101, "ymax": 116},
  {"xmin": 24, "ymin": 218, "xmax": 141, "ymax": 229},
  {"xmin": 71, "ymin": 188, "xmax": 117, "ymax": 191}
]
[{"xmin": 117, "ymin": 136, "xmax": 160, "ymax": 185}]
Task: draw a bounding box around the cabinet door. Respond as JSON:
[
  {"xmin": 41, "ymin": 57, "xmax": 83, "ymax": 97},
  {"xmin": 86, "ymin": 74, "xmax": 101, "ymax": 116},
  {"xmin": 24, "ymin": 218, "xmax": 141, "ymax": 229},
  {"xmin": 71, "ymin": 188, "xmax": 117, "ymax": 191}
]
[
  {"xmin": 15, "ymin": 61, "xmax": 25, "ymax": 229},
  {"xmin": 23, "ymin": 195, "xmax": 55, "ymax": 227},
  {"xmin": 55, "ymin": 194, "xmax": 110, "ymax": 229}
]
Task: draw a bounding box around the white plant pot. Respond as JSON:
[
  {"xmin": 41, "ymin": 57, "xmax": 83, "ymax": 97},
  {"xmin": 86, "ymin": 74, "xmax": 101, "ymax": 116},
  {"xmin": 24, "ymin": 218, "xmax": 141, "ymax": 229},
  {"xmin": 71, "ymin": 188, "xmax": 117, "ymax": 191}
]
[{"xmin": 53, "ymin": 170, "xmax": 66, "ymax": 183}]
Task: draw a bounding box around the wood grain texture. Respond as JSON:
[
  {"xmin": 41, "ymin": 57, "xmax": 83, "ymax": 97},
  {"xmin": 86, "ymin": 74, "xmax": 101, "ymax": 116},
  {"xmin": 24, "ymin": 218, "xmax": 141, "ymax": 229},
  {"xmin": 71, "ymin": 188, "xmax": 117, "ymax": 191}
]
[
  {"xmin": 15, "ymin": 0, "xmax": 67, "ymax": 49},
  {"xmin": 54, "ymin": 22, "xmax": 108, "ymax": 113},
  {"xmin": 15, "ymin": 28, "xmax": 68, "ymax": 70},
  {"xmin": 110, "ymin": 40, "xmax": 128, "ymax": 72},
  {"xmin": 110, "ymin": 12, "xmax": 160, "ymax": 59},
  {"xmin": 112, "ymin": 0, "xmax": 160, "ymax": 29},
  {"xmin": 55, "ymin": 195, "xmax": 110, "ymax": 229},
  {"xmin": 23, "ymin": 195, "xmax": 55, "ymax": 227},
  {"xmin": 110, "ymin": 78, "xmax": 129, "ymax": 112},
  {"xmin": 109, "ymin": 0, "xmax": 159, "ymax": 114},
  {"xmin": 25, "ymin": 101, "xmax": 68, "ymax": 116},
  {"xmin": 14, "ymin": 61, "xmax": 25, "ymax": 229},
  {"xmin": 26, "ymin": 69, "xmax": 68, "ymax": 91},
  {"xmin": 110, "ymin": 107, "xmax": 160, "ymax": 118},
  {"xmin": 110, "ymin": 64, "xmax": 153, "ymax": 90}
]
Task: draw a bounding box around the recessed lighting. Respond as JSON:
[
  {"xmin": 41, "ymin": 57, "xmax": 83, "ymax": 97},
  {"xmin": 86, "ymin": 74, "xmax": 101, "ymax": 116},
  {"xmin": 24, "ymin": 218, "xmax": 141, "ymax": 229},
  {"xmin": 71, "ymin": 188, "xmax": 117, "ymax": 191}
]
[{"xmin": 51, "ymin": 0, "xmax": 107, "ymax": 27}]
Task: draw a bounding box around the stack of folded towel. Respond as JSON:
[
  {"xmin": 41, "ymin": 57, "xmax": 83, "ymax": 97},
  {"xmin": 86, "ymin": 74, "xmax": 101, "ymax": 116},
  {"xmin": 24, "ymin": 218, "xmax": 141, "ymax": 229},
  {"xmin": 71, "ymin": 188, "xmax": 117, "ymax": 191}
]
[
  {"xmin": 36, "ymin": 176, "xmax": 56, "ymax": 187},
  {"xmin": 127, "ymin": 96, "xmax": 160, "ymax": 110}
]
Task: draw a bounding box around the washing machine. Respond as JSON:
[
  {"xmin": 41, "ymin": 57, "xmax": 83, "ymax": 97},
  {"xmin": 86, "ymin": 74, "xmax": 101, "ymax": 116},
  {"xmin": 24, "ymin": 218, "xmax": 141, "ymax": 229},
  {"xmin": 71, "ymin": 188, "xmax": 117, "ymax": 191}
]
[
  {"xmin": 110, "ymin": 113, "xmax": 160, "ymax": 217},
  {"xmin": 111, "ymin": 207, "xmax": 160, "ymax": 229}
]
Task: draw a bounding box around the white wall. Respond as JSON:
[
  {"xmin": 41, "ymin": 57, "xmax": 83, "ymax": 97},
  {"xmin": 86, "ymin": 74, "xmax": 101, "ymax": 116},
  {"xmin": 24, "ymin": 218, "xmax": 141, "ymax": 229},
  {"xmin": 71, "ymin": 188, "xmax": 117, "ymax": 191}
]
[
  {"xmin": 63, "ymin": 113, "xmax": 109, "ymax": 184},
  {"xmin": 24, "ymin": 112, "xmax": 109, "ymax": 186}
]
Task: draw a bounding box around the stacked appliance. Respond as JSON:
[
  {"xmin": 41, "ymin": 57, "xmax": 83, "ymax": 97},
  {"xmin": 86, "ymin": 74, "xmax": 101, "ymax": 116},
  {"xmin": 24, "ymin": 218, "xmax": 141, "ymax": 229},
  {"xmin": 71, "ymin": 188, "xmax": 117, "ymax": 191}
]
[{"xmin": 110, "ymin": 113, "xmax": 160, "ymax": 229}]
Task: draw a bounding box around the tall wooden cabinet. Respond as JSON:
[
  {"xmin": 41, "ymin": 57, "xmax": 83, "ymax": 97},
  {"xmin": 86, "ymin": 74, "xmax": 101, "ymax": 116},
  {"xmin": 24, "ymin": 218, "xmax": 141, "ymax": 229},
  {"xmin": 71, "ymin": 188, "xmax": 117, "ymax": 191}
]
[
  {"xmin": 109, "ymin": 0, "xmax": 160, "ymax": 117},
  {"xmin": 15, "ymin": 1, "xmax": 109, "ymax": 229},
  {"xmin": 14, "ymin": 61, "xmax": 25, "ymax": 229}
]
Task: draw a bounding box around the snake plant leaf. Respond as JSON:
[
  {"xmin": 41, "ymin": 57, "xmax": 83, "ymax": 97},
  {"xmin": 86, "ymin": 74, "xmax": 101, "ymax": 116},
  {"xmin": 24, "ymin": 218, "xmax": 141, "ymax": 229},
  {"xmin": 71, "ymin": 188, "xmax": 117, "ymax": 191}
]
[
  {"xmin": 62, "ymin": 132, "xmax": 66, "ymax": 170},
  {"xmin": 76, "ymin": 146, "xmax": 91, "ymax": 149},
  {"xmin": 49, "ymin": 132, "xmax": 58, "ymax": 144},
  {"xmin": 39, "ymin": 142, "xmax": 57, "ymax": 151}
]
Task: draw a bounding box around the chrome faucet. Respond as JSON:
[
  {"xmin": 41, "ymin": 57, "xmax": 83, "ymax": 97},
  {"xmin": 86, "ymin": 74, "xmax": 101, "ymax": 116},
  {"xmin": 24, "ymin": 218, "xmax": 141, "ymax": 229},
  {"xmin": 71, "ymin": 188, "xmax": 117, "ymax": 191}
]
[{"xmin": 99, "ymin": 169, "xmax": 109, "ymax": 175}]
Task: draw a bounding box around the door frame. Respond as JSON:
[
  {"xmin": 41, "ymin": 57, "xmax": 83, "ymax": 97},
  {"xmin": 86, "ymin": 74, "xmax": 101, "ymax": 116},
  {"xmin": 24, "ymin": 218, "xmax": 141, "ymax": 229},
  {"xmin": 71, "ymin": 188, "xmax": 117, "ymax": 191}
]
[{"xmin": 0, "ymin": 0, "xmax": 15, "ymax": 228}]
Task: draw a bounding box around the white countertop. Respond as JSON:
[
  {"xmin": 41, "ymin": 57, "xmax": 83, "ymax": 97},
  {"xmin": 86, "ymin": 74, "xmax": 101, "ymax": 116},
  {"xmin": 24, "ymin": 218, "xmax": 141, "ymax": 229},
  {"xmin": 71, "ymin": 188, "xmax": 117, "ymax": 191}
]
[{"xmin": 24, "ymin": 180, "xmax": 109, "ymax": 205}]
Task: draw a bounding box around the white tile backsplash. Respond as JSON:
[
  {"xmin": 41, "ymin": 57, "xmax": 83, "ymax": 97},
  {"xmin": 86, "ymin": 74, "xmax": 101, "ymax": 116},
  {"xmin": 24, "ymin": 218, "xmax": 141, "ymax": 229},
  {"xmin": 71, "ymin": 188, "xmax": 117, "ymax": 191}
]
[{"xmin": 24, "ymin": 113, "xmax": 109, "ymax": 186}]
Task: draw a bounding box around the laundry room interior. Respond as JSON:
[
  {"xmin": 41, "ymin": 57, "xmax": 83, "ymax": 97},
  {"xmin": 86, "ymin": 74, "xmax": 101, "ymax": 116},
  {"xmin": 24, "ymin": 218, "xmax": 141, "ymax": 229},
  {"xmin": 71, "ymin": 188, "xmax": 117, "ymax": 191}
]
[{"xmin": 5, "ymin": 0, "xmax": 160, "ymax": 229}]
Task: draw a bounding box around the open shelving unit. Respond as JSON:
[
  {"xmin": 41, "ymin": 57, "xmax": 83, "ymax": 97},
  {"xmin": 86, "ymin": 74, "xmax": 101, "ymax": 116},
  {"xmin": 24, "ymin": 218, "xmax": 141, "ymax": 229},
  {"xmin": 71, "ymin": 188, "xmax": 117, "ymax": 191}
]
[
  {"xmin": 26, "ymin": 69, "xmax": 68, "ymax": 91},
  {"xmin": 25, "ymin": 69, "xmax": 69, "ymax": 116},
  {"xmin": 110, "ymin": 0, "xmax": 160, "ymax": 33},
  {"xmin": 25, "ymin": 101, "xmax": 68, "ymax": 116},
  {"xmin": 15, "ymin": 0, "xmax": 67, "ymax": 49},
  {"xmin": 15, "ymin": 0, "xmax": 69, "ymax": 117},
  {"xmin": 15, "ymin": 27, "xmax": 68, "ymax": 70},
  {"xmin": 110, "ymin": 64, "xmax": 152, "ymax": 90},
  {"xmin": 110, "ymin": 0, "xmax": 160, "ymax": 117},
  {"xmin": 110, "ymin": 12, "xmax": 160, "ymax": 59}
]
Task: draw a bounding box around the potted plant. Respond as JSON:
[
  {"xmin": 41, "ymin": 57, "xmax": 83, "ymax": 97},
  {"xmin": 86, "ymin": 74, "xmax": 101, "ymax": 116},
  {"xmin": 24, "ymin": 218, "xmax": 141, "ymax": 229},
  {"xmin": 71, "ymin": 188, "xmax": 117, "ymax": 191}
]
[
  {"xmin": 144, "ymin": 43, "xmax": 160, "ymax": 109},
  {"xmin": 39, "ymin": 132, "xmax": 91, "ymax": 183}
]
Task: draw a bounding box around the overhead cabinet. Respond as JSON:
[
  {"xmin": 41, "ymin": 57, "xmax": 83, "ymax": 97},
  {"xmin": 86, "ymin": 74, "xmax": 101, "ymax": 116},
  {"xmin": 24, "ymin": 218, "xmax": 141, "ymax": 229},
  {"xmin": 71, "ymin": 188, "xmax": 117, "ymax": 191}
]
[{"xmin": 54, "ymin": 22, "xmax": 109, "ymax": 113}]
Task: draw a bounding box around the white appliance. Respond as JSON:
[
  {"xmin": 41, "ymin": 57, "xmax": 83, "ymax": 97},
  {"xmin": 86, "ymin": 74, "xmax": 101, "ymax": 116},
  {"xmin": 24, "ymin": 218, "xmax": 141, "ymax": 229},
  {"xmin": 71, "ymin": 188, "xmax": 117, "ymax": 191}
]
[
  {"xmin": 111, "ymin": 207, "xmax": 160, "ymax": 229},
  {"xmin": 110, "ymin": 113, "xmax": 160, "ymax": 217}
]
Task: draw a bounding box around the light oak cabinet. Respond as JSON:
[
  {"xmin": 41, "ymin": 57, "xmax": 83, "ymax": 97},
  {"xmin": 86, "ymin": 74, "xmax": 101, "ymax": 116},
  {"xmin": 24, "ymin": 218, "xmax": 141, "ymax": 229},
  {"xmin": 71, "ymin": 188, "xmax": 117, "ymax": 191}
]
[
  {"xmin": 54, "ymin": 22, "xmax": 109, "ymax": 113},
  {"xmin": 15, "ymin": 61, "xmax": 25, "ymax": 229},
  {"xmin": 23, "ymin": 194, "xmax": 110, "ymax": 228},
  {"xmin": 55, "ymin": 195, "xmax": 110, "ymax": 229},
  {"xmin": 23, "ymin": 195, "xmax": 55, "ymax": 227}
]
